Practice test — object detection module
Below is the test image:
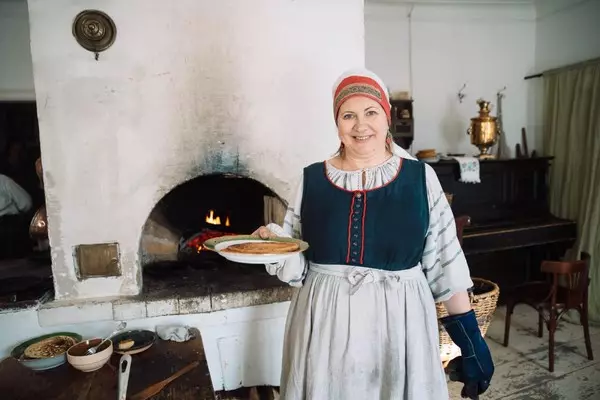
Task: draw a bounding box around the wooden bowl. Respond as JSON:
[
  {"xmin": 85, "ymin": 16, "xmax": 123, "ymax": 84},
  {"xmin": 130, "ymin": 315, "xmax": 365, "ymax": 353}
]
[{"xmin": 67, "ymin": 338, "xmax": 113, "ymax": 372}]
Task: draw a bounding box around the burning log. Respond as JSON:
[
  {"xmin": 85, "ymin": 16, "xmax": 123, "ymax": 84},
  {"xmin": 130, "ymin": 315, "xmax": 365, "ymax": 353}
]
[{"xmin": 183, "ymin": 228, "xmax": 237, "ymax": 253}]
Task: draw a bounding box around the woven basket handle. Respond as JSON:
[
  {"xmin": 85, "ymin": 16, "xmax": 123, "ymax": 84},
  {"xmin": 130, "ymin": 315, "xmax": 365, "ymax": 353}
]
[{"xmin": 467, "ymin": 285, "xmax": 477, "ymax": 304}]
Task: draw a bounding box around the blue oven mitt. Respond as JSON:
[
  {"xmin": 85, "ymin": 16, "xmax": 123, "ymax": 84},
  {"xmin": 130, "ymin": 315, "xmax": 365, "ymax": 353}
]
[{"xmin": 441, "ymin": 310, "xmax": 494, "ymax": 399}]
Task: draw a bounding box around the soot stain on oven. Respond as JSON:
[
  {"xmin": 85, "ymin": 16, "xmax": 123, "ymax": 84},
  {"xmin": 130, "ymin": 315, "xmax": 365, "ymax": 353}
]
[
  {"xmin": 139, "ymin": 148, "xmax": 290, "ymax": 302},
  {"xmin": 187, "ymin": 146, "xmax": 247, "ymax": 179},
  {"xmin": 44, "ymin": 172, "xmax": 76, "ymax": 299}
]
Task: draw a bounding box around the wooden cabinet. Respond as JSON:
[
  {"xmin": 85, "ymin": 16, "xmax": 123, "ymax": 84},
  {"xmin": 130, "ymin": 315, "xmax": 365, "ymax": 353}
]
[{"xmin": 390, "ymin": 99, "xmax": 413, "ymax": 150}]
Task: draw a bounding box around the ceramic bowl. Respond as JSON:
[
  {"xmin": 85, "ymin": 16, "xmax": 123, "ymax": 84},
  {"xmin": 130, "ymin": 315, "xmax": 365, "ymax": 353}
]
[
  {"xmin": 67, "ymin": 338, "xmax": 113, "ymax": 372},
  {"xmin": 10, "ymin": 332, "xmax": 82, "ymax": 371}
]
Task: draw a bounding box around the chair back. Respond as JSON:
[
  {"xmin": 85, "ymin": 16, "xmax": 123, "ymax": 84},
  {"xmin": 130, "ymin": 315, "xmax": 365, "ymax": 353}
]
[
  {"xmin": 540, "ymin": 252, "xmax": 591, "ymax": 307},
  {"xmin": 454, "ymin": 216, "xmax": 471, "ymax": 246}
]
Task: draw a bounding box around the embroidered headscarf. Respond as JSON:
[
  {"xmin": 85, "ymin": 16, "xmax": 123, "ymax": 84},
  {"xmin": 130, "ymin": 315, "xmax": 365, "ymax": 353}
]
[{"xmin": 332, "ymin": 68, "xmax": 392, "ymax": 125}]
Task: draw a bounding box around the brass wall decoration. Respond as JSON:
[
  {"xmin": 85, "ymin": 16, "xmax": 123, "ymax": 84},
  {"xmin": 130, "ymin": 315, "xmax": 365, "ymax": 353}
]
[
  {"xmin": 72, "ymin": 10, "xmax": 117, "ymax": 60},
  {"xmin": 75, "ymin": 242, "xmax": 121, "ymax": 279},
  {"xmin": 467, "ymin": 99, "xmax": 499, "ymax": 159}
]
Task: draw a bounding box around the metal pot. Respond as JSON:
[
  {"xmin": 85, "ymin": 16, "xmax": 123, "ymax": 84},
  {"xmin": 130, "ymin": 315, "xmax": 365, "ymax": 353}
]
[{"xmin": 467, "ymin": 99, "xmax": 499, "ymax": 159}]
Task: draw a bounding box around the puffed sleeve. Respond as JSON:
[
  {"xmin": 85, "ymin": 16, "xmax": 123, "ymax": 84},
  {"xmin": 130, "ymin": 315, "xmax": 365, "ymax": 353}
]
[
  {"xmin": 264, "ymin": 176, "xmax": 308, "ymax": 287},
  {"xmin": 421, "ymin": 164, "xmax": 474, "ymax": 302}
]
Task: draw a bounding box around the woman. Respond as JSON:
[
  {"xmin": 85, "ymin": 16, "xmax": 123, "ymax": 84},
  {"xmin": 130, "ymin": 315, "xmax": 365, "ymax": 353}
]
[{"xmin": 254, "ymin": 69, "xmax": 493, "ymax": 399}]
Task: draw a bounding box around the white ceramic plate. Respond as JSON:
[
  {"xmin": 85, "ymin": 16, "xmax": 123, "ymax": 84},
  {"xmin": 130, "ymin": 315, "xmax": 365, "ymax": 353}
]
[
  {"xmin": 204, "ymin": 235, "xmax": 309, "ymax": 264},
  {"xmin": 422, "ymin": 155, "xmax": 440, "ymax": 163}
]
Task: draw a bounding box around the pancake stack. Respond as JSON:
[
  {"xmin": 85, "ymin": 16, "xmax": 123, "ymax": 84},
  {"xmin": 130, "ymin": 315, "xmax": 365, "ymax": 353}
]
[
  {"xmin": 23, "ymin": 335, "xmax": 77, "ymax": 359},
  {"xmin": 416, "ymin": 149, "xmax": 437, "ymax": 160},
  {"xmin": 222, "ymin": 241, "xmax": 300, "ymax": 254}
]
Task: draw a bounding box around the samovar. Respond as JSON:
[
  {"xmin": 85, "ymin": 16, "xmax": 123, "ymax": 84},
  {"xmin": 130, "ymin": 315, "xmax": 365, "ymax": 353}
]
[{"xmin": 467, "ymin": 98, "xmax": 499, "ymax": 159}]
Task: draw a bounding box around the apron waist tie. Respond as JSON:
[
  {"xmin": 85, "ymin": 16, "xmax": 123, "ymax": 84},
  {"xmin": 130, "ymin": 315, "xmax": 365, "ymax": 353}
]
[{"xmin": 309, "ymin": 263, "xmax": 423, "ymax": 295}]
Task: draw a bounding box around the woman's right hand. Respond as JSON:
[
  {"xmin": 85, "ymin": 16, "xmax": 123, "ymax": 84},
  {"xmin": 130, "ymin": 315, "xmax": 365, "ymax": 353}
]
[{"xmin": 252, "ymin": 226, "xmax": 277, "ymax": 239}]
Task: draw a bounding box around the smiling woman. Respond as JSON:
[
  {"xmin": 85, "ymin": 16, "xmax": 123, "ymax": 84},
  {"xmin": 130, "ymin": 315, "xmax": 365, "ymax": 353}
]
[{"xmin": 251, "ymin": 69, "xmax": 494, "ymax": 400}]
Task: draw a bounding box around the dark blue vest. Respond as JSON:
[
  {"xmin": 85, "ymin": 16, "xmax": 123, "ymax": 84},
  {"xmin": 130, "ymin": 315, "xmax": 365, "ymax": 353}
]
[{"xmin": 300, "ymin": 158, "xmax": 429, "ymax": 271}]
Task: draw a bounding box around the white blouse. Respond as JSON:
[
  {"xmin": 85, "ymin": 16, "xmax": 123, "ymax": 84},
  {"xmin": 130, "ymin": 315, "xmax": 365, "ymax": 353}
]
[{"xmin": 266, "ymin": 149, "xmax": 473, "ymax": 303}]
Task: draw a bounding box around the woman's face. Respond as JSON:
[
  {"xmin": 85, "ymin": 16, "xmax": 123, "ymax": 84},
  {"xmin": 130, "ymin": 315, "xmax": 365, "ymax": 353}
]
[{"xmin": 337, "ymin": 96, "xmax": 389, "ymax": 158}]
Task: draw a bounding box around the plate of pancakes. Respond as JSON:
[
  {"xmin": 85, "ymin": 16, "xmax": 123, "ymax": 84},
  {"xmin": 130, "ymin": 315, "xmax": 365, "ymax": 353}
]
[
  {"xmin": 11, "ymin": 332, "xmax": 82, "ymax": 370},
  {"xmin": 416, "ymin": 149, "xmax": 440, "ymax": 163},
  {"xmin": 204, "ymin": 235, "xmax": 309, "ymax": 264}
]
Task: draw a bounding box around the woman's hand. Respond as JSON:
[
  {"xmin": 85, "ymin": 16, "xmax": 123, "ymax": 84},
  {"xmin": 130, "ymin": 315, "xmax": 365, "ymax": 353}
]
[{"xmin": 252, "ymin": 226, "xmax": 277, "ymax": 239}]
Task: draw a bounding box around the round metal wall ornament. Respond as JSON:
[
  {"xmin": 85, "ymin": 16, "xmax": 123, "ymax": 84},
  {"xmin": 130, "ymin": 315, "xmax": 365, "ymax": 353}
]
[{"xmin": 72, "ymin": 10, "xmax": 117, "ymax": 60}]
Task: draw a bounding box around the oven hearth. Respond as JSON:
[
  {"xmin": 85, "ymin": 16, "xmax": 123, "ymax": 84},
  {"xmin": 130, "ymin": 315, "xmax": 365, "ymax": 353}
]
[
  {"xmin": 139, "ymin": 173, "xmax": 288, "ymax": 300},
  {"xmin": 142, "ymin": 258, "xmax": 288, "ymax": 301},
  {"xmin": 0, "ymin": 259, "xmax": 54, "ymax": 311}
]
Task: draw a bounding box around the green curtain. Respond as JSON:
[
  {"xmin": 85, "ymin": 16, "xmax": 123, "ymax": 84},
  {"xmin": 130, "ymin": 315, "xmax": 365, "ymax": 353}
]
[{"xmin": 542, "ymin": 59, "xmax": 600, "ymax": 323}]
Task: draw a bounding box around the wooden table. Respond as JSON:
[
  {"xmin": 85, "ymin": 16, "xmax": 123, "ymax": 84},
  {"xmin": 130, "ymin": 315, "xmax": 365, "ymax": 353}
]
[{"xmin": 0, "ymin": 329, "xmax": 216, "ymax": 400}]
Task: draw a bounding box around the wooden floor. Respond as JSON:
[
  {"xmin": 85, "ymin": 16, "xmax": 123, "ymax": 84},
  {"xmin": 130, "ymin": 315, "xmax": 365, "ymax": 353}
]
[
  {"xmin": 216, "ymin": 306, "xmax": 600, "ymax": 399},
  {"xmin": 451, "ymin": 305, "xmax": 600, "ymax": 399},
  {"xmin": 216, "ymin": 386, "xmax": 279, "ymax": 400}
]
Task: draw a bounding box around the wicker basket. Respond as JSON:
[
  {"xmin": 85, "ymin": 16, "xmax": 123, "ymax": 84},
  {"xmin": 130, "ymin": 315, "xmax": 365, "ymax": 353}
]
[{"xmin": 437, "ymin": 278, "xmax": 500, "ymax": 364}]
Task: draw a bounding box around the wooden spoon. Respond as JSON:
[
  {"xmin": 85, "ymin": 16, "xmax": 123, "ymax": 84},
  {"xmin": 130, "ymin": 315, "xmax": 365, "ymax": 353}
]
[{"xmin": 130, "ymin": 360, "xmax": 200, "ymax": 400}]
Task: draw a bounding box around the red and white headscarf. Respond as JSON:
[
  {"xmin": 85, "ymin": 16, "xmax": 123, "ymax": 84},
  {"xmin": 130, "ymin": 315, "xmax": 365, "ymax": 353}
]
[{"xmin": 332, "ymin": 68, "xmax": 392, "ymax": 125}]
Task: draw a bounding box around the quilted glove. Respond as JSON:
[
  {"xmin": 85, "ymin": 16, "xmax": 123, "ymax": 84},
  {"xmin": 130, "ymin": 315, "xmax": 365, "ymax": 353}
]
[{"xmin": 441, "ymin": 310, "xmax": 494, "ymax": 399}]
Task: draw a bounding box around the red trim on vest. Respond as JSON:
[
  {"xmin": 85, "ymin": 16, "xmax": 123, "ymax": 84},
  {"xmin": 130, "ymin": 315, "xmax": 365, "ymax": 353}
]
[
  {"xmin": 346, "ymin": 194, "xmax": 357, "ymax": 263},
  {"xmin": 360, "ymin": 192, "xmax": 367, "ymax": 264}
]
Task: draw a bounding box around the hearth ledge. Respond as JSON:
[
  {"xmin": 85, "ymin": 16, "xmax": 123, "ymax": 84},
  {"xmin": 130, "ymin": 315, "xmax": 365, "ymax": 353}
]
[{"xmin": 37, "ymin": 286, "xmax": 295, "ymax": 327}]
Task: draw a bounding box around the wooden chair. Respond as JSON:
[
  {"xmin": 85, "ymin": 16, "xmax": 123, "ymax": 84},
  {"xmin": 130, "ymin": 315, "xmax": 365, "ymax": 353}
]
[
  {"xmin": 447, "ymin": 192, "xmax": 470, "ymax": 245},
  {"xmin": 455, "ymin": 215, "xmax": 471, "ymax": 245},
  {"xmin": 502, "ymin": 251, "xmax": 593, "ymax": 372}
]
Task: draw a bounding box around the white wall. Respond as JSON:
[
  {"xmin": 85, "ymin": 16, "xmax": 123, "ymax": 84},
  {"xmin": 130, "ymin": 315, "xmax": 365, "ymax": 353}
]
[
  {"xmin": 528, "ymin": 0, "xmax": 600, "ymax": 149},
  {"xmin": 0, "ymin": 0, "xmax": 35, "ymax": 100},
  {"xmin": 365, "ymin": 2, "xmax": 537, "ymax": 155},
  {"xmin": 18, "ymin": 0, "xmax": 600, "ymax": 302},
  {"xmin": 535, "ymin": 0, "xmax": 600, "ymax": 71},
  {"xmin": 27, "ymin": 0, "xmax": 365, "ymax": 300},
  {"xmin": 7, "ymin": 0, "xmax": 600, "ymax": 156}
]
